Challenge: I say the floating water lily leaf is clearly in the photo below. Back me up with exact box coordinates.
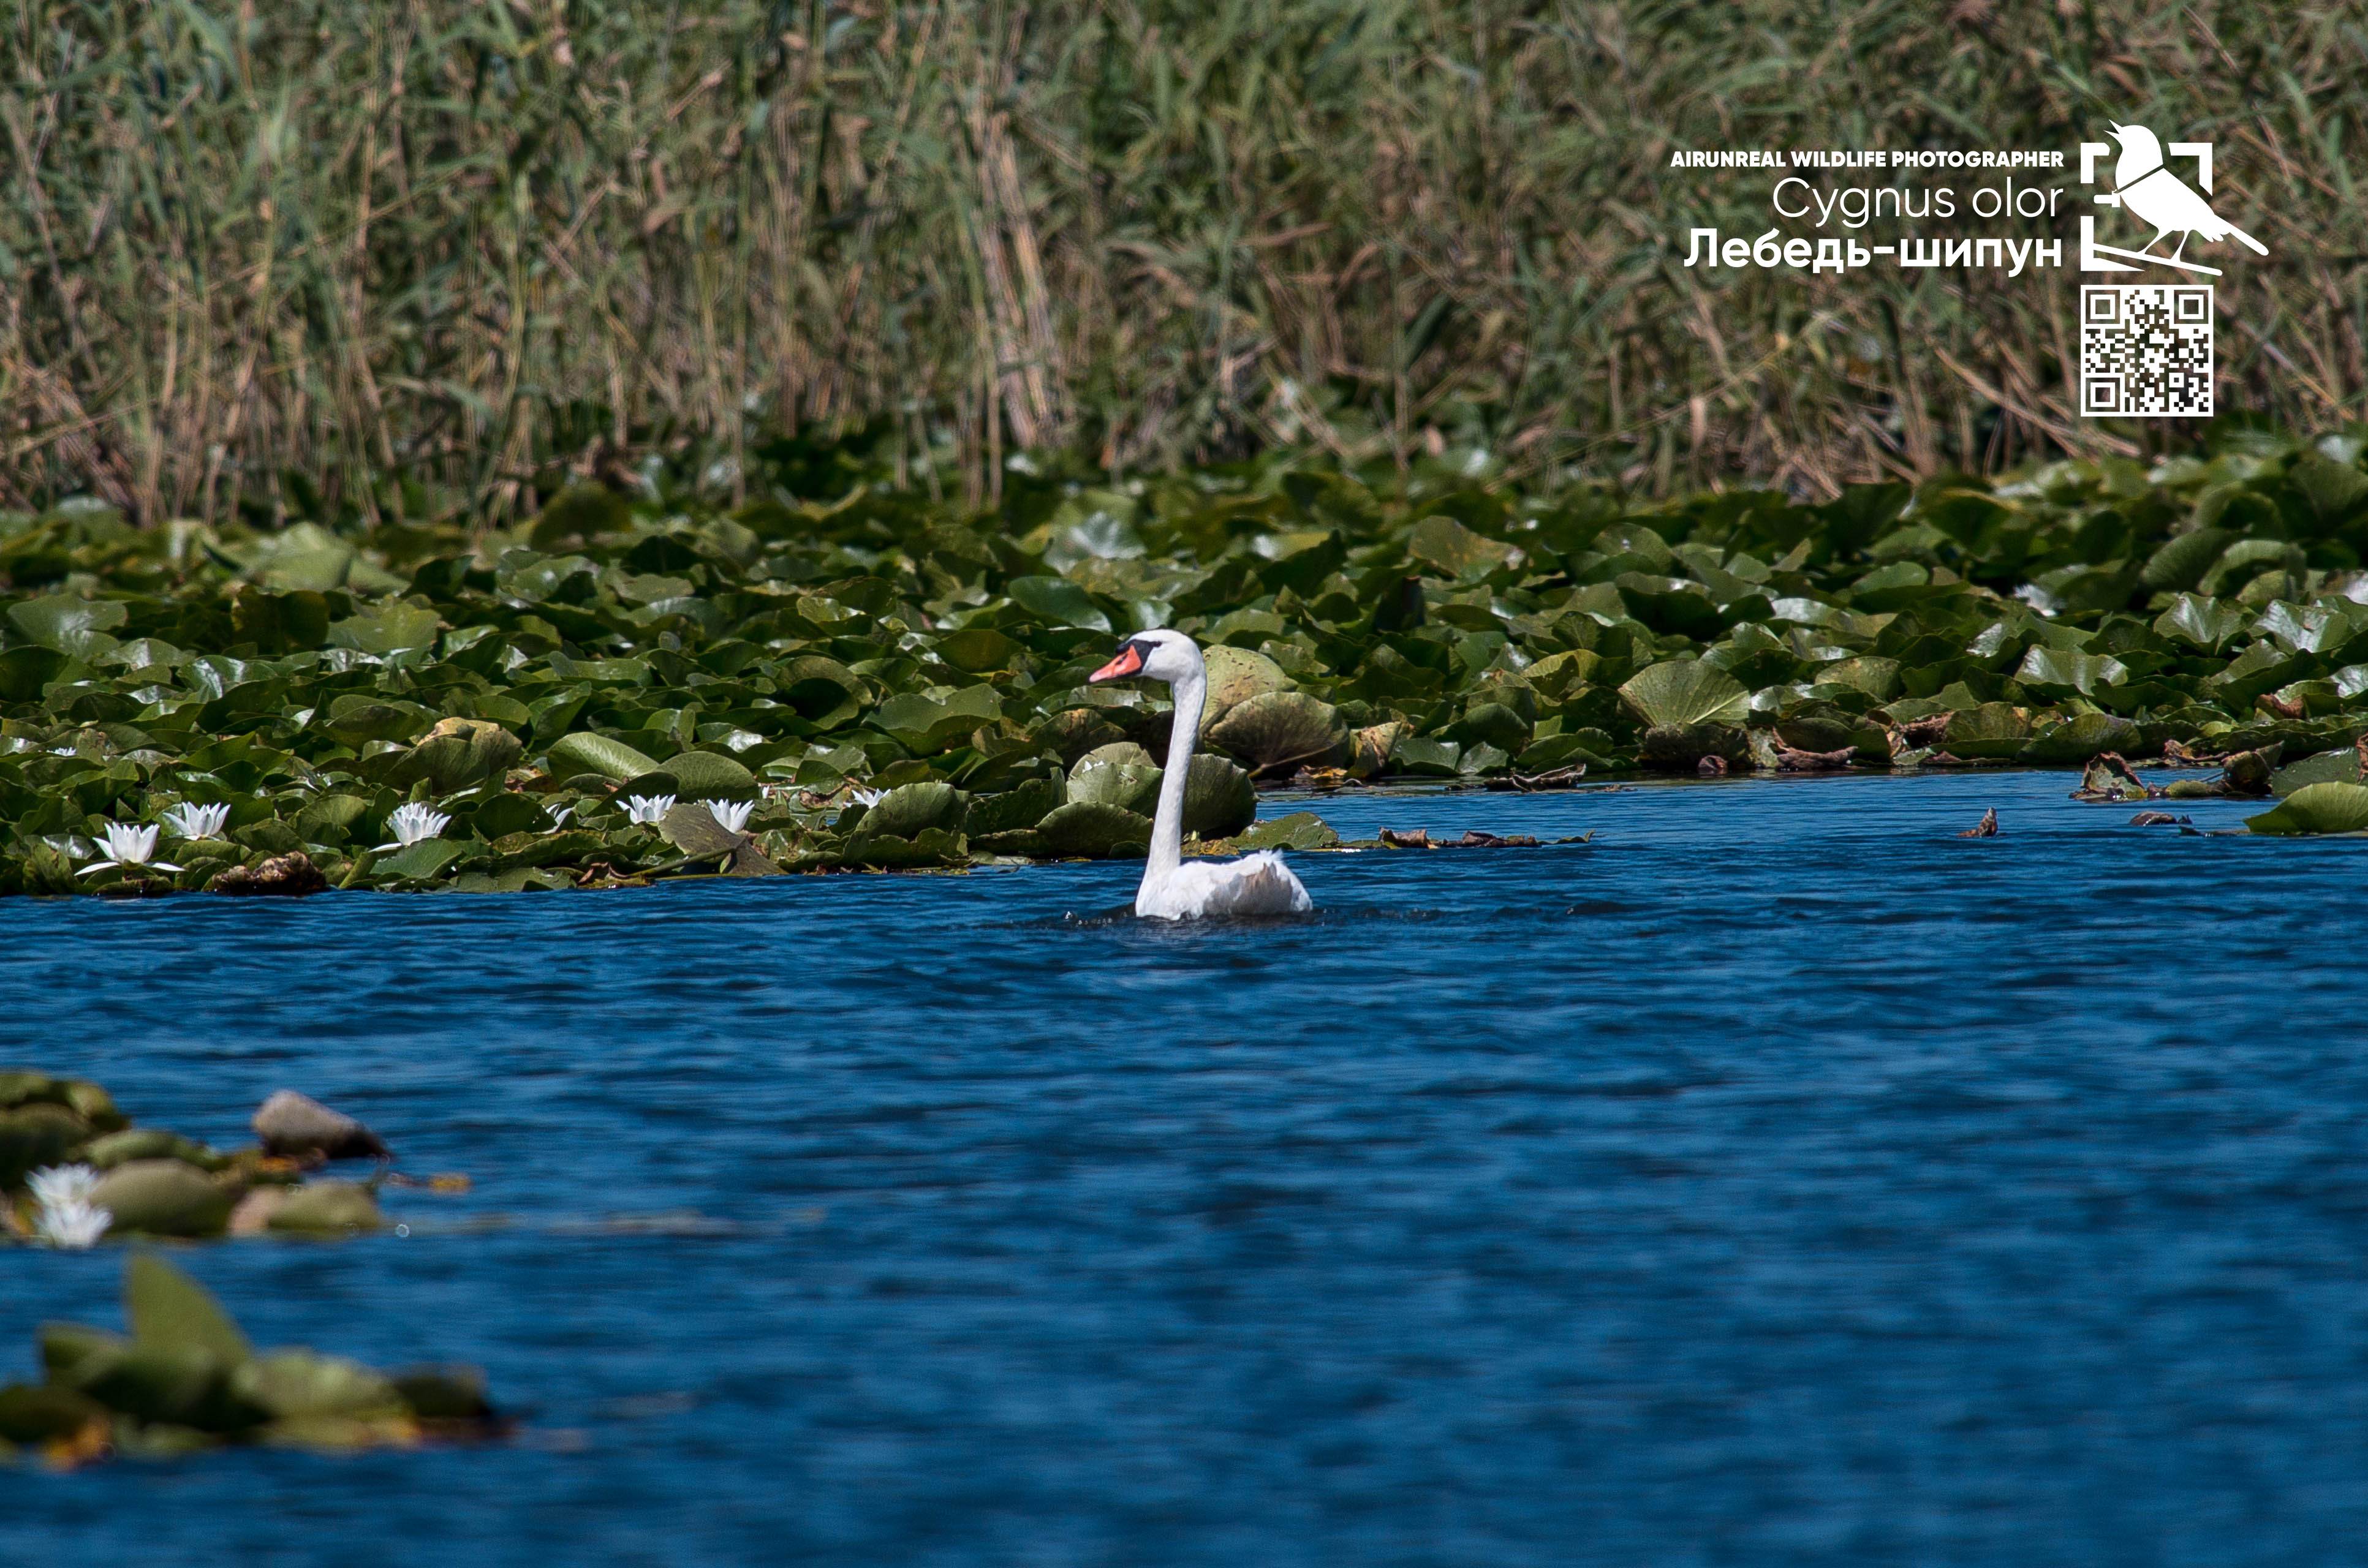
[936,627,1023,674]
[662,749,757,796]
[2018,710,2141,763]
[321,698,436,747]
[1205,690,1347,774]
[2015,646,2127,697]
[2269,748,2364,797]
[1814,656,1901,701]
[1393,736,1461,776]
[1182,755,1257,839]
[1231,811,1338,851]
[1408,514,1518,581]
[328,602,442,656]
[235,1351,403,1420]
[1638,722,1748,769]
[2246,781,2368,835]
[9,593,126,656]
[2142,528,2236,592]
[264,1182,385,1234]
[656,802,782,875]
[373,839,464,881]
[491,829,604,870]
[874,685,1002,753]
[384,718,521,792]
[857,781,966,839]
[967,774,1062,834]
[774,657,868,729]
[0,643,70,701]
[1034,801,1151,859]
[1350,720,1405,778]
[127,1254,252,1365]
[841,826,969,869]
[1619,660,1748,728]
[1198,644,1294,733]
[1006,575,1111,632]
[230,589,331,652]
[0,1102,90,1189]
[1943,702,2030,758]
[1069,743,1163,814]
[549,731,662,782]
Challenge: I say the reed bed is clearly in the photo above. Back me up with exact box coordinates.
[2,0,2361,522]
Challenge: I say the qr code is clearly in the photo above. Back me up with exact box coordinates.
[2081,285,2213,417]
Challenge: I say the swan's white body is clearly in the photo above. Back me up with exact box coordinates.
[1089,630,1314,921]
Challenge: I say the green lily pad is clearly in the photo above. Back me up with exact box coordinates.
[127,1253,252,1363]
[92,1161,237,1238]
[2269,748,2365,797]
[328,602,442,657]
[662,749,757,796]
[2018,711,2139,764]
[1620,660,1749,729]
[1034,802,1152,859]
[856,780,966,839]
[1199,645,1295,733]
[2246,781,2368,835]
[1230,812,1338,851]
[0,1103,90,1189]
[549,731,663,782]
[265,1182,384,1235]
[1205,690,1347,774]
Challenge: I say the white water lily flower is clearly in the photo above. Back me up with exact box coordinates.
[29,1163,100,1210]
[77,821,182,876]
[703,798,753,834]
[847,787,885,809]
[162,801,231,840]
[29,1165,108,1250]
[375,802,452,850]
[624,793,676,825]
[35,1197,111,1249]
[547,804,574,831]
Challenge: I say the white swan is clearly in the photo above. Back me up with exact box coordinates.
[1087,630,1315,920]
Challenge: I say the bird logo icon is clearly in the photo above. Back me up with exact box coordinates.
[2095,123,2268,266]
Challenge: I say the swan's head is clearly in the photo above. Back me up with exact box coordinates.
[1087,628,1203,687]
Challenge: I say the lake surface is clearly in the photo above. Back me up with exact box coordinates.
[5,769,2366,1566]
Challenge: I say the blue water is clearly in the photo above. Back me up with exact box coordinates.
[5,770,2366,1565]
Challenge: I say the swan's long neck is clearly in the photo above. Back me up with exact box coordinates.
[1147,659,1206,884]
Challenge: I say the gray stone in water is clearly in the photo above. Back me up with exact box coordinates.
[252,1091,388,1161]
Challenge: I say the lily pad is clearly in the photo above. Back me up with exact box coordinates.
[855,781,966,840]
[1205,691,1347,774]
[1620,660,1748,729]
[1230,812,1339,851]
[1198,645,1295,733]
[1034,802,1152,859]
[2245,780,2368,835]
[92,1160,236,1238]
[548,731,663,782]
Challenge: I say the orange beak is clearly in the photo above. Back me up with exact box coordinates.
[1087,643,1144,684]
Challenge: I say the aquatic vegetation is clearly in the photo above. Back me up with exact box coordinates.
[0,1254,500,1466]
[2,434,2368,888]
[2,1072,401,1242]
[75,822,178,878]
[27,1165,109,1250]
[160,801,230,840]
